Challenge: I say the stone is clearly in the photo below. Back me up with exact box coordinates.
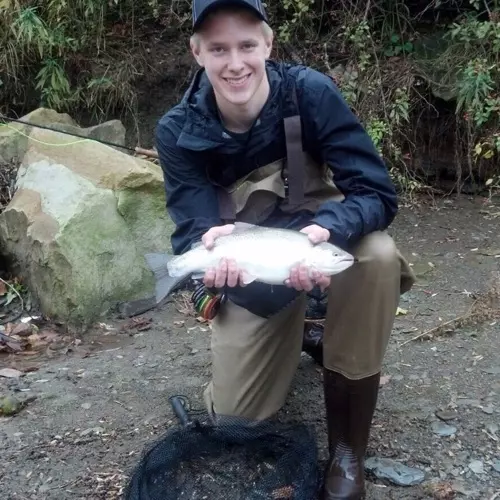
[364,456,426,486]
[468,460,484,474]
[0,120,175,328]
[0,395,23,416]
[0,108,126,163]
[431,421,457,437]
[0,108,77,163]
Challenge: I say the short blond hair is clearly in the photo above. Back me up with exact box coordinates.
[190,7,274,49]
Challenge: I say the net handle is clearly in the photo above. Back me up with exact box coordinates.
[169,396,192,428]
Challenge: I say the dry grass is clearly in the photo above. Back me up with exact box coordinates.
[173,289,195,316]
[84,467,127,500]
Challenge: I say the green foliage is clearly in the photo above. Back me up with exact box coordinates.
[275,0,500,194]
[277,0,315,43]
[0,0,499,195]
[0,0,158,119]
[450,15,500,163]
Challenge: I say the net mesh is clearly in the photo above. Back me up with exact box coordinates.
[124,397,320,500]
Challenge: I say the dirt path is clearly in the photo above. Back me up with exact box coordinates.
[1,195,499,500]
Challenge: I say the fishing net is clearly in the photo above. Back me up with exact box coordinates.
[124,396,320,500]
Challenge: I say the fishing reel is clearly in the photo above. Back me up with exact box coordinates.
[191,281,228,321]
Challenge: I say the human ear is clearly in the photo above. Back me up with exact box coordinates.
[263,33,273,59]
[190,36,204,66]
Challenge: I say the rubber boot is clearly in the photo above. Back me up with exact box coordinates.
[321,369,380,500]
[302,323,324,365]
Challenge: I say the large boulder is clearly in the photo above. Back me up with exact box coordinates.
[0,115,174,329]
[0,108,126,163]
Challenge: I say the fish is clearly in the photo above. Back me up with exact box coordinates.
[144,222,356,303]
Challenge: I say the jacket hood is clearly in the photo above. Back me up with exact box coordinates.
[176,60,299,155]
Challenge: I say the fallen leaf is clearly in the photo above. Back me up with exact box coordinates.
[379,375,392,387]
[0,368,23,378]
[427,481,456,499]
[396,307,408,316]
[0,281,6,296]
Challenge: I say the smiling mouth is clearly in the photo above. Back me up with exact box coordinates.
[224,74,251,87]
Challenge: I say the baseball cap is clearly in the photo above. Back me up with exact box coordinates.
[192,0,268,31]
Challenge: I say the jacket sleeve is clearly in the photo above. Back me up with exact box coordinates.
[155,118,222,255]
[300,69,398,249]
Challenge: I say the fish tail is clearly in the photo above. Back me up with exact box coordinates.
[144,253,190,304]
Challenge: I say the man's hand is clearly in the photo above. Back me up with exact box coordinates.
[201,224,247,289]
[300,224,331,245]
[285,224,332,292]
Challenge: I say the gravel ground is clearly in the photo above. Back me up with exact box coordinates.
[1,194,499,500]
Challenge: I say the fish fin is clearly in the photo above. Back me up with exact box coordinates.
[190,240,204,249]
[144,252,172,273]
[144,253,189,303]
[240,271,257,285]
[233,221,258,233]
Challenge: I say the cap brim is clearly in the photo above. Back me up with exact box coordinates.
[193,0,267,31]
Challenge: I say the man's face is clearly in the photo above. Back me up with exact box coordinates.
[191,9,273,109]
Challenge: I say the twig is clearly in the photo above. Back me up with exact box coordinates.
[0,276,24,312]
[363,0,371,20]
[483,0,491,17]
[46,478,81,491]
[399,301,478,347]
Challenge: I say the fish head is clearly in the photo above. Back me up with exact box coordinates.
[308,243,356,276]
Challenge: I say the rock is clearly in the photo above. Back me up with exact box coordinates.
[0,118,175,328]
[436,410,458,422]
[486,423,498,435]
[483,366,500,375]
[0,395,24,416]
[481,404,494,414]
[364,457,426,486]
[80,426,105,436]
[11,323,33,337]
[0,108,126,163]
[0,108,77,163]
[0,368,23,378]
[432,421,457,437]
[468,460,484,474]
[492,459,500,473]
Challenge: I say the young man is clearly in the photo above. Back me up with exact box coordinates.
[155,0,416,498]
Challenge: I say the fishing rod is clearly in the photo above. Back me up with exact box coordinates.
[0,113,159,159]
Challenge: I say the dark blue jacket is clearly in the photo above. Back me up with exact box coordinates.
[155,60,398,317]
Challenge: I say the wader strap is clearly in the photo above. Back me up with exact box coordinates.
[283,87,305,207]
[217,188,236,221]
